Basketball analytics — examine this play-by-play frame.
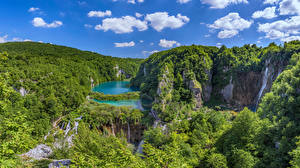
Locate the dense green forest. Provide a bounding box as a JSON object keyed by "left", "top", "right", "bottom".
{"left": 0, "top": 41, "right": 299, "bottom": 168}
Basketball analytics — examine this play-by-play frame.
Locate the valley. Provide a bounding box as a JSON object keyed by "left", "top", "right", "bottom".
{"left": 0, "top": 41, "right": 299, "bottom": 168}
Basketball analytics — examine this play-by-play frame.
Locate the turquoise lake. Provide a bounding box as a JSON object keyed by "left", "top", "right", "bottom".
{"left": 92, "top": 81, "right": 138, "bottom": 95}
{"left": 93, "top": 81, "right": 141, "bottom": 109}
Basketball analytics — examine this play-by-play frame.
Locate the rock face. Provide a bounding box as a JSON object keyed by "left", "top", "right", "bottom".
{"left": 216, "top": 59, "right": 286, "bottom": 109}
{"left": 202, "top": 70, "right": 213, "bottom": 102}
{"left": 21, "top": 144, "right": 52, "bottom": 160}
{"left": 231, "top": 71, "right": 261, "bottom": 107}
{"left": 186, "top": 79, "right": 203, "bottom": 108}
{"left": 221, "top": 76, "right": 234, "bottom": 103}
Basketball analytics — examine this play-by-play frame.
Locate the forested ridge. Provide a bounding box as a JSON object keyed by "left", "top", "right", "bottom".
{"left": 0, "top": 41, "right": 299, "bottom": 168}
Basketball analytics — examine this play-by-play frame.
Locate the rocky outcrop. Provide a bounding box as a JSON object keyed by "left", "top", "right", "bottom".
{"left": 21, "top": 144, "right": 52, "bottom": 160}
{"left": 186, "top": 79, "right": 203, "bottom": 108}
{"left": 155, "top": 67, "right": 173, "bottom": 111}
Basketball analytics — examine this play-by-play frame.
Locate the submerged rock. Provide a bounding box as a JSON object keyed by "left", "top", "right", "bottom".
{"left": 21, "top": 144, "right": 52, "bottom": 160}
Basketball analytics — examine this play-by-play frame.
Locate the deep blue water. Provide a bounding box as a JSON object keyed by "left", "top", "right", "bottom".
{"left": 93, "top": 81, "right": 138, "bottom": 95}
{"left": 93, "top": 81, "right": 142, "bottom": 109}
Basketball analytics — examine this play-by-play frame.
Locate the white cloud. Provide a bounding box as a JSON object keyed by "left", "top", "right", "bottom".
{"left": 201, "top": 0, "right": 248, "bottom": 9}
{"left": 159, "top": 39, "right": 181, "bottom": 48}
{"left": 177, "top": 0, "right": 191, "bottom": 4}
{"left": 24, "top": 39, "right": 32, "bottom": 42}
{"left": 114, "top": 41, "right": 135, "bottom": 47}
{"left": 139, "top": 40, "right": 144, "bottom": 43}
{"left": 204, "top": 34, "right": 211, "bottom": 37}
{"left": 32, "top": 17, "right": 63, "bottom": 28}
{"left": 218, "top": 30, "right": 239, "bottom": 38}
{"left": 143, "top": 50, "right": 159, "bottom": 56}
{"left": 0, "top": 35, "right": 8, "bottom": 43}
{"left": 279, "top": 0, "right": 300, "bottom": 16}
{"left": 150, "top": 42, "right": 154, "bottom": 46}
{"left": 88, "top": 10, "right": 112, "bottom": 18}
{"left": 95, "top": 16, "right": 147, "bottom": 34}
{"left": 216, "top": 43, "right": 222, "bottom": 48}
{"left": 145, "top": 12, "right": 189, "bottom": 32}
{"left": 258, "top": 16, "right": 300, "bottom": 40}
{"left": 135, "top": 12, "right": 143, "bottom": 18}
{"left": 28, "top": 7, "right": 40, "bottom": 12}
{"left": 264, "top": 0, "right": 279, "bottom": 4}
{"left": 281, "top": 36, "right": 300, "bottom": 42}
{"left": 252, "top": 7, "right": 277, "bottom": 19}
{"left": 208, "top": 12, "right": 252, "bottom": 38}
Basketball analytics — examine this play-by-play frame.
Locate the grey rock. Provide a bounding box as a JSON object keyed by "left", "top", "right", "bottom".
{"left": 22, "top": 144, "right": 52, "bottom": 160}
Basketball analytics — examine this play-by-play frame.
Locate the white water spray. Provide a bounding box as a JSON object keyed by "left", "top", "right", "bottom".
{"left": 256, "top": 67, "right": 269, "bottom": 108}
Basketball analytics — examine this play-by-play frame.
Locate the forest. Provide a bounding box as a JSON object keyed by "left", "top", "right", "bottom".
{"left": 0, "top": 41, "right": 299, "bottom": 168}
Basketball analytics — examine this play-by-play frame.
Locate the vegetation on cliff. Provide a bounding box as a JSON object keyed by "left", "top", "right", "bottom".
{"left": 0, "top": 41, "right": 299, "bottom": 167}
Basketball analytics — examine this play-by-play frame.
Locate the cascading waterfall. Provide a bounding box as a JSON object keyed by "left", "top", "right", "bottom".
{"left": 64, "top": 121, "right": 71, "bottom": 137}
{"left": 137, "top": 140, "right": 145, "bottom": 154}
{"left": 255, "top": 67, "right": 269, "bottom": 109}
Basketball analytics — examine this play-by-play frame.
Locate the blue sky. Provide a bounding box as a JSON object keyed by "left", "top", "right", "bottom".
{"left": 1, "top": 0, "right": 300, "bottom": 58}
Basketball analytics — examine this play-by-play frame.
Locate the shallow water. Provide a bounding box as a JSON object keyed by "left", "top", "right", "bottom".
{"left": 93, "top": 81, "right": 141, "bottom": 109}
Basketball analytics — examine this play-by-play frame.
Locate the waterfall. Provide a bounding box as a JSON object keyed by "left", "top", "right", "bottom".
{"left": 127, "top": 122, "right": 131, "bottom": 143}
{"left": 137, "top": 140, "right": 144, "bottom": 154}
{"left": 256, "top": 67, "right": 269, "bottom": 109}
{"left": 74, "top": 121, "right": 79, "bottom": 134}
{"left": 64, "top": 121, "right": 71, "bottom": 137}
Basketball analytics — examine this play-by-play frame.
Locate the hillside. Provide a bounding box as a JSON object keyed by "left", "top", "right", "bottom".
{"left": 0, "top": 42, "right": 143, "bottom": 166}
{"left": 0, "top": 41, "right": 299, "bottom": 167}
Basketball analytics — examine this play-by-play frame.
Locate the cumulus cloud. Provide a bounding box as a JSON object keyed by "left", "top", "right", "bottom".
{"left": 32, "top": 17, "right": 63, "bottom": 28}
{"left": 28, "top": 7, "right": 40, "bottom": 12}
{"left": 281, "top": 36, "right": 300, "bottom": 42}
{"left": 252, "top": 7, "right": 277, "bottom": 19}
{"left": 201, "top": 0, "right": 248, "bottom": 9}
{"left": 88, "top": 10, "right": 112, "bottom": 18}
{"left": 159, "top": 39, "right": 181, "bottom": 48}
{"left": 264, "top": 0, "right": 279, "bottom": 4}
{"left": 95, "top": 16, "right": 147, "bottom": 34}
{"left": 135, "top": 12, "right": 143, "bottom": 18}
{"left": 0, "top": 35, "right": 8, "bottom": 43}
{"left": 258, "top": 16, "right": 300, "bottom": 40}
{"left": 177, "top": 0, "right": 191, "bottom": 4}
{"left": 279, "top": 0, "right": 300, "bottom": 16}
{"left": 145, "top": 12, "right": 189, "bottom": 32}
{"left": 114, "top": 41, "right": 135, "bottom": 47}
{"left": 218, "top": 30, "right": 239, "bottom": 38}
{"left": 208, "top": 12, "right": 252, "bottom": 38}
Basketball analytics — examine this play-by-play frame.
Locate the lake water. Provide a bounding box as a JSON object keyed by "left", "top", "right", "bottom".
{"left": 93, "top": 81, "right": 138, "bottom": 95}
{"left": 93, "top": 81, "right": 141, "bottom": 109}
